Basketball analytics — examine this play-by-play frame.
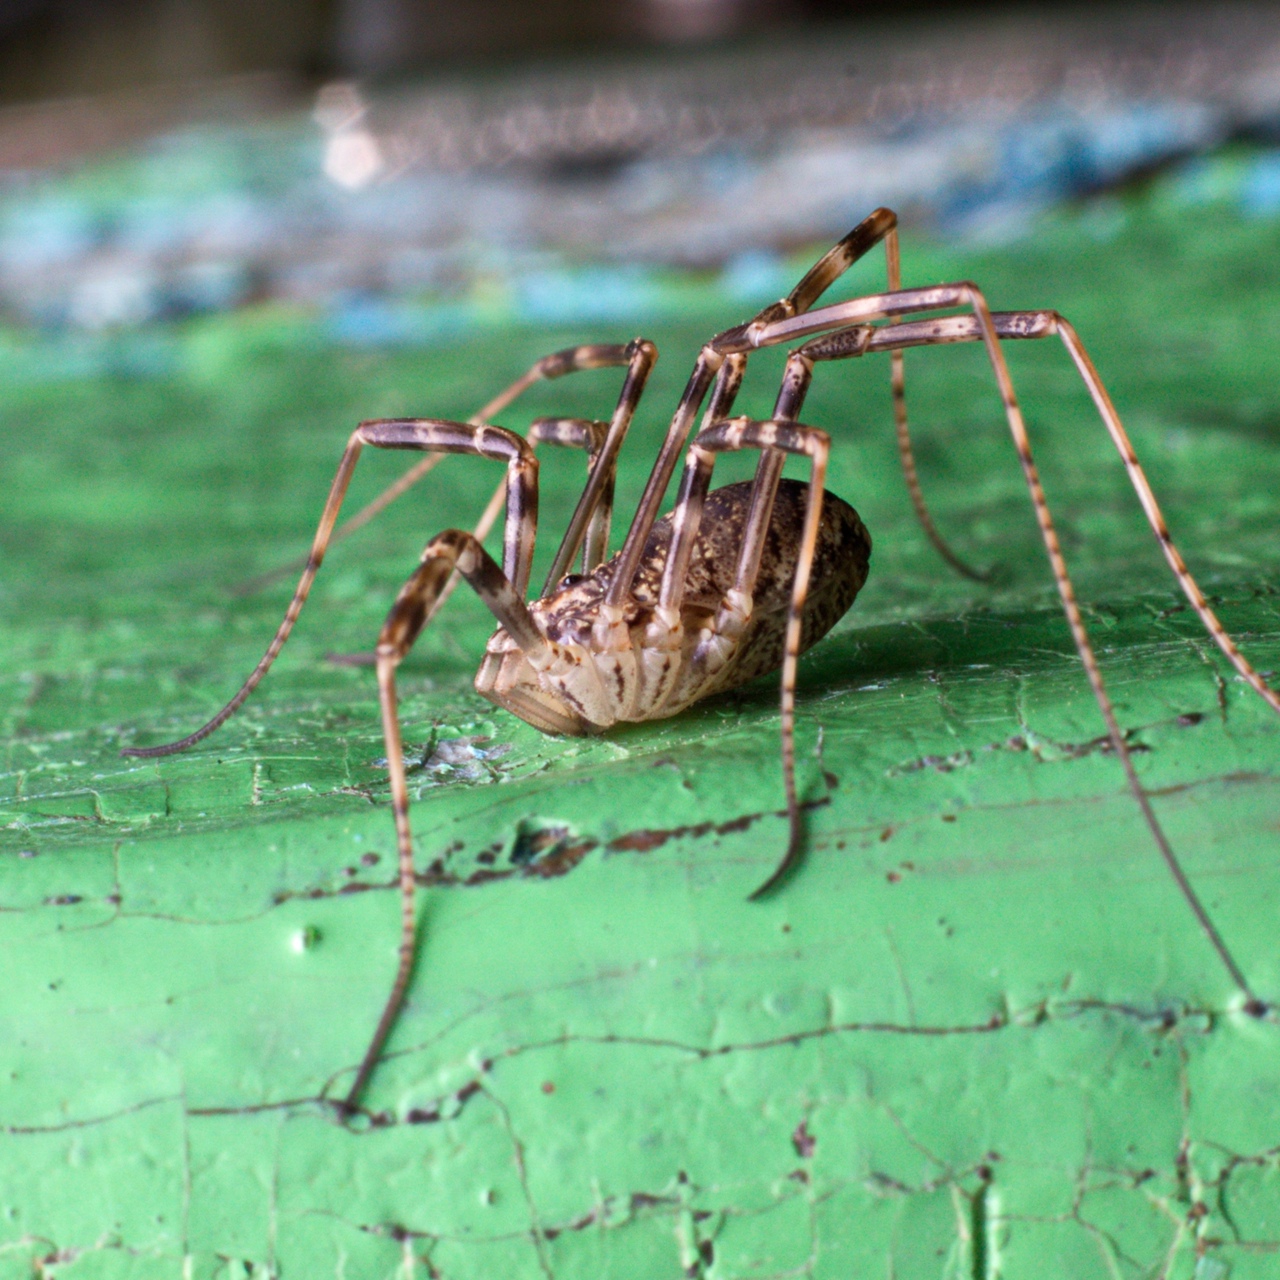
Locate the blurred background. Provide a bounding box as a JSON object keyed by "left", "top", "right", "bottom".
{"left": 8, "top": 12, "right": 1280, "bottom": 1279}
{"left": 2, "top": 1, "right": 1280, "bottom": 344}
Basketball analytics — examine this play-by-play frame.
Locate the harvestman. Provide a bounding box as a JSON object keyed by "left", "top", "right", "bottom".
{"left": 122, "top": 207, "right": 1280, "bottom": 1116}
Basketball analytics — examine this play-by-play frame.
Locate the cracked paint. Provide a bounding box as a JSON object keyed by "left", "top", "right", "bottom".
{"left": 3, "top": 188, "right": 1280, "bottom": 1278}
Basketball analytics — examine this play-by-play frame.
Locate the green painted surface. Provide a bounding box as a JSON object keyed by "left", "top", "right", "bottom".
{"left": 3, "top": 186, "right": 1280, "bottom": 1277}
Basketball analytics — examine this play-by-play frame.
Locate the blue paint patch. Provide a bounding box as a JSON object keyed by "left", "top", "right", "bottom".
{"left": 514, "top": 266, "right": 663, "bottom": 325}
{"left": 1242, "top": 151, "right": 1280, "bottom": 215}
{"left": 326, "top": 293, "right": 478, "bottom": 348}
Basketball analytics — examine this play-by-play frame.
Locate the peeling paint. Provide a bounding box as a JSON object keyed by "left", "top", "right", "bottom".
{"left": 4, "top": 192, "right": 1280, "bottom": 1278}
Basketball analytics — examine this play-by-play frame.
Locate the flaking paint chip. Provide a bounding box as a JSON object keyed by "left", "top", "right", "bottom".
{"left": 290, "top": 926, "right": 321, "bottom": 953}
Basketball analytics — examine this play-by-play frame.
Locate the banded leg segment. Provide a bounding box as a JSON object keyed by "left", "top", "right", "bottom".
{"left": 129, "top": 412, "right": 553, "bottom": 1114}
{"left": 1055, "top": 318, "right": 1280, "bottom": 719}
{"left": 241, "top": 341, "right": 654, "bottom": 596}
{"left": 659, "top": 344, "right": 822, "bottom": 631}
{"left": 419, "top": 414, "right": 617, "bottom": 636}
{"left": 743, "top": 208, "right": 980, "bottom": 579}
{"left": 784, "top": 206, "right": 900, "bottom": 318}
{"left": 733, "top": 317, "right": 983, "bottom": 611}
{"left": 862, "top": 308, "right": 1280, "bottom": 718}
{"left": 656, "top": 354, "right": 749, "bottom": 617}
{"left": 611, "top": 209, "right": 902, "bottom": 613}
{"left": 431, "top": 339, "right": 657, "bottom": 610}
{"left": 729, "top": 350, "right": 820, "bottom": 619}
{"left": 733, "top": 283, "right": 1265, "bottom": 1004}
{"left": 529, "top": 417, "right": 613, "bottom": 574}
{"left": 762, "top": 314, "right": 987, "bottom": 585}
{"left": 122, "top": 418, "right": 538, "bottom": 759}
{"left": 345, "top": 531, "right": 552, "bottom": 1115}
{"left": 349, "top": 342, "right": 648, "bottom": 570}
{"left": 681, "top": 416, "right": 834, "bottom": 899}
{"left": 779, "top": 209, "right": 979, "bottom": 578}
{"left": 543, "top": 339, "right": 658, "bottom": 591}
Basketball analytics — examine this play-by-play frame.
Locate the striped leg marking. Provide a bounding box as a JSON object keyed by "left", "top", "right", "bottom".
{"left": 608, "top": 208, "right": 902, "bottom": 612}
{"left": 122, "top": 418, "right": 550, "bottom": 1114}
{"left": 239, "top": 341, "right": 654, "bottom": 596}
{"left": 344, "top": 531, "right": 549, "bottom": 1115}
{"left": 735, "top": 286, "right": 1269, "bottom": 1008}
{"left": 683, "top": 416, "right": 834, "bottom": 900}
{"left": 529, "top": 417, "right": 613, "bottom": 575}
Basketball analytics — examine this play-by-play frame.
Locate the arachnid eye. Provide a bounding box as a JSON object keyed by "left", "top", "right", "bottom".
{"left": 558, "top": 573, "right": 587, "bottom": 590}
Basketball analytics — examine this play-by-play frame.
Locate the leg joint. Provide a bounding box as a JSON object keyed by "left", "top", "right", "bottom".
{"left": 697, "top": 417, "right": 830, "bottom": 460}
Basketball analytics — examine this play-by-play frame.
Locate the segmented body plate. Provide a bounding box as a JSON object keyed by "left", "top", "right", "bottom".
{"left": 478, "top": 479, "right": 871, "bottom": 729}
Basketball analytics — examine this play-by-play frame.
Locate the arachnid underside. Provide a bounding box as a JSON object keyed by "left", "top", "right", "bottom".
{"left": 121, "top": 206, "right": 1280, "bottom": 1117}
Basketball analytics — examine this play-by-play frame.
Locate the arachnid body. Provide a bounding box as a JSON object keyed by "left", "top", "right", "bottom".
{"left": 478, "top": 478, "right": 870, "bottom": 735}
{"left": 122, "top": 207, "right": 1280, "bottom": 1117}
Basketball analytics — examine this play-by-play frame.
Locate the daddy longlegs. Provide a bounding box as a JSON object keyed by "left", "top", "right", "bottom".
{"left": 122, "top": 207, "right": 1280, "bottom": 1116}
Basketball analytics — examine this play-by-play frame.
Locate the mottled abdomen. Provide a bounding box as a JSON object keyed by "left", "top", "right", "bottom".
{"left": 537, "top": 478, "right": 872, "bottom": 699}
{"left": 669, "top": 478, "right": 872, "bottom": 696}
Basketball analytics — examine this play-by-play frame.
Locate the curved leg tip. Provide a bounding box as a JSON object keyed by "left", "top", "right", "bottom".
{"left": 747, "top": 831, "right": 805, "bottom": 901}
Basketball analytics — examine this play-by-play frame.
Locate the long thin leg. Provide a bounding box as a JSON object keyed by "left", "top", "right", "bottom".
{"left": 665, "top": 319, "right": 974, "bottom": 635}
{"left": 783, "top": 206, "right": 899, "bottom": 317}
{"left": 658, "top": 343, "right": 824, "bottom": 635}
{"left": 120, "top": 417, "right": 565, "bottom": 1112}
{"left": 615, "top": 209, "right": 978, "bottom": 608}
{"left": 608, "top": 209, "right": 902, "bottom": 614}
{"left": 237, "top": 342, "right": 652, "bottom": 597}
{"left": 725, "top": 353, "right": 817, "bottom": 614}
{"left": 813, "top": 215, "right": 986, "bottom": 580}
{"left": 619, "top": 357, "right": 748, "bottom": 717}
{"left": 674, "top": 416, "right": 834, "bottom": 898}
{"left": 1055, "top": 318, "right": 1280, "bottom": 718}
{"left": 862, "top": 309, "right": 1280, "bottom": 717}
{"left": 528, "top": 417, "right": 612, "bottom": 573}
{"left": 733, "top": 286, "right": 1268, "bottom": 1007}
{"left": 883, "top": 233, "right": 990, "bottom": 582}
{"left": 122, "top": 419, "right": 539, "bottom": 759}
{"left": 542, "top": 339, "right": 657, "bottom": 591}
{"left": 656, "top": 354, "right": 749, "bottom": 615}
{"left": 129, "top": 411, "right": 577, "bottom": 1114}
{"left": 889, "top": 358, "right": 992, "bottom": 581}
{"left": 411, "top": 415, "right": 612, "bottom": 646}
{"left": 727, "top": 332, "right": 867, "bottom": 610}
{"left": 969, "top": 318, "right": 1264, "bottom": 1011}
{"left": 431, "top": 339, "right": 656, "bottom": 606}
{"left": 345, "top": 529, "right": 553, "bottom": 1115}
{"left": 751, "top": 210, "right": 983, "bottom": 579}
